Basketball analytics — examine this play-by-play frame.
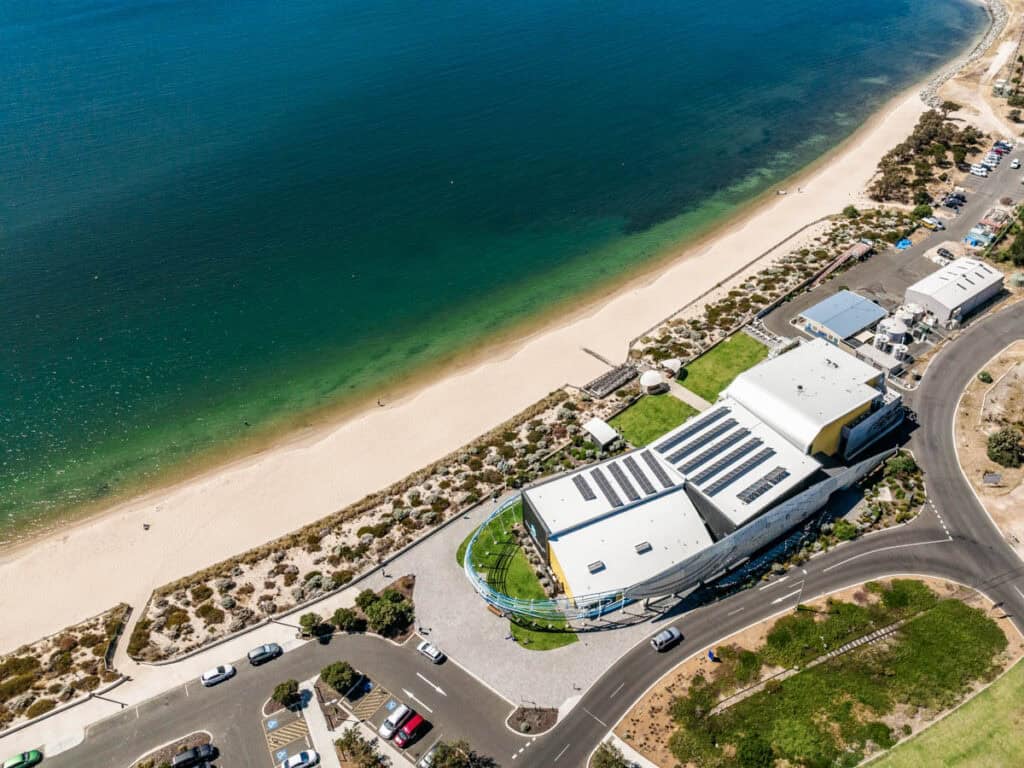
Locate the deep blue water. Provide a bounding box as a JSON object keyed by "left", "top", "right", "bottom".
{"left": 0, "top": 0, "right": 985, "bottom": 537}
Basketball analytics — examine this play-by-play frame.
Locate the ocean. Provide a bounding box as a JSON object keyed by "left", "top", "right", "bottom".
{"left": 0, "top": 0, "right": 986, "bottom": 540}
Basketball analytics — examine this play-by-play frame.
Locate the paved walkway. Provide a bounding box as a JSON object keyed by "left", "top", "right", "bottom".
{"left": 300, "top": 679, "right": 342, "bottom": 768}
{"left": 668, "top": 380, "right": 712, "bottom": 411}
{"left": 605, "top": 734, "right": 660, "bottom": 768}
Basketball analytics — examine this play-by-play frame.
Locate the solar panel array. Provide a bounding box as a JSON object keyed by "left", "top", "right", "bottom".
{"left": 654, "top": 407, "right": 729, "bottom": 454}
{"left": 689, "top": 438, "right": 763, "bottom": 485}
{"left": 607, "top": 462, "right": 640, "bottom": 502}
{"left": 703, "top": 447, "right": 776, "bottom": 497}
{"left": 736, "top": 466, "right": 792, "bottom": 504}
{"left": 665, "top": 419, "right": 738, "bottom": 464}
{"left": 572, "top": 474, "right": 597, "bottom": 501}
{"left": 623, "top": 455, "right": 657, "bottom": 495}
{"left": 641, "top": 450, "right": 676, "bottom": 489}
{"left": 679, "top": 428, "right": 752, "bottom": 475}
{"left": 590, "top": 467, "right": 623, "bottom": 508}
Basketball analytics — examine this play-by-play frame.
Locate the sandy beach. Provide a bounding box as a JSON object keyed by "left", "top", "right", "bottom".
{"left": 0, "top": 84, "right": 942, "bottom": 653}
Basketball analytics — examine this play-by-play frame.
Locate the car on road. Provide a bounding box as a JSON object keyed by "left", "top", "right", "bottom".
{"left": 650, "top": 626, "right": 682, "bottom": 651}
{"left": 416, "top": 640, "right": 446, "bottom": 664}
{"left": 171, "top": 744, "right": 217, "bottom": 768}
{"left": 1013, "top": 159, "right": 1022, "bottom": 169}
{"left": 378, "top": 703, "right": 412, "bottom": 739}
{"left": 3, "top": 752, "right": 43, "bottom": 768}
{"left": 394, "top": 713, "right": 428, "bottom": 748}
{"left": 247, "top": 643, "right": 283, "bottom": 665}
{"left": 280, "top": 750, "right": 320, "bottom": 768}
{"left": 199, "top": 664, "right": 235, "bottom": 687}
{"left": 937, "top": 247, "right": 955, "bottom": 260}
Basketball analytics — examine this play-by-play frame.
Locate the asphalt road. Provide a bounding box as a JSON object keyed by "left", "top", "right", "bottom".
{"left": 41, "top": 633, "right": 522, "bottom": 768}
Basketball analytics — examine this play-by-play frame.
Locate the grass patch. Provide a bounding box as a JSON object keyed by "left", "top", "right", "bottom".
{"left": 609, "top": 394, "right": 698, "bottom": 446}
{"left": 867, "top": 658, "right": 1024, "bottom": 768}
{"left": 681, "top": 333, "right": 768, "bottom": 402}
{"left": 457, "top": 503, "right": 577, "bottom": 651}
{"left": 668, "top": 581, "right": 1008, "bottom": 768}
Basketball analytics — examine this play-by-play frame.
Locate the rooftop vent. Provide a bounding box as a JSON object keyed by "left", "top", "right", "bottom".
{"left": 635, "top": 541, "right": 652, "bottom": 555}
{"left": 587, "top": 560, "right": 606, "bottom": 574}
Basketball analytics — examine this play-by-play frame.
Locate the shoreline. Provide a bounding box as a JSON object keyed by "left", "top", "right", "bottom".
{"left": 0, "top": 7, "right": 999, "bottom": 651}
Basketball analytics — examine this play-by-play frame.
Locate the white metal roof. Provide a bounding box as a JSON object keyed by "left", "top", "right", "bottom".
{"left": 583, "top": 417, "right": 619, "bottom": 448}
{"left": 905, "top": 258, "right": 1003, "bottom": 313}
{"left": 722, "top": 339, "right": 882, "bottom": 454}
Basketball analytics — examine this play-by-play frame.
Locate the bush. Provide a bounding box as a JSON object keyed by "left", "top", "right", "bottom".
{"left": 298, "top": 612, "right": 324, "bottom": 636}
{"left": 355, "top": 589, "right": 378, "bottom": 611}
{"left": 272, "top": 679, "right": 300, "bottom": 708}
{"left": 25, "top": 698, "right": 56, "bottom": 719}
{"left": 912, "top": 204, "right": 933, "bottom": 219}
{"left": 592, "top": 741, "right": 630, "bottom": 768}
{"left": 978, "top": 370, "right": 994, "bottom": 384}
{"left": 987, "top": 427, "right": 1024, "bottom": 468}
{"left": 364, "top": 596, "right": 414, "bottom": 636}
{"left": 0, "top": 656, "right": 40, "bottom": 680}
{"left": 190, "top": 585, "right": 213, "bottom": 603}
{"left": 331, "top": 607, "right": 366, "bottom": 633}
{"left": 320, "top": 660, "right": 358, "bottom": 694}
{"left": 330, "top": 570, "right": 354, "bottom": 588}
{"left": 833, "top": 519, "right": 858, "bottom": 541}
{"left": 737, "top": 734, "right": 774, "bottom": 768}
{"left": 127, "top": 619, "right": 152, "bottom": 657}
{"left": 884, "top": 452, "right": 918, "bottom": 479}
{"left": 195, "top": 603, "right": 224, "bottom": 626}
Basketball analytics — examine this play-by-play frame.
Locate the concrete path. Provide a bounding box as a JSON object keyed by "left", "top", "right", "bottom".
{"left": 668, "top": 380, "right": 712, "bottom": 411}
{"left": 300, "top": 679, "right": 342, "bottom": 768}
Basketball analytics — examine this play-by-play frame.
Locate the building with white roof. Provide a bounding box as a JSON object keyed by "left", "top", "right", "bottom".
{"left": 520, "top": 338, "right": 902, "bottom": 601}
{"left": 905, "top": 258, "right": 1003, "bottom": 326}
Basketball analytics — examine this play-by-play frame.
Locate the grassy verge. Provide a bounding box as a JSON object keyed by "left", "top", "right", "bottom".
{"left": 456, "top": 502, "right": 577, "bottom": 651}
{"left": 681, "top": 333, "right": 768, "bottom": 402}
{"left": 609, "top": 394, "right": 698, "bottom": 446}
{"left": 866, "top": 658, "right": 1024, "bottom": 768}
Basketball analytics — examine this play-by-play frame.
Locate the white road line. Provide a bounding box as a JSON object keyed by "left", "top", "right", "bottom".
{"left": 822, "top": 538, "right": 953, "bottom": 573}
{"left": 770, "top": 588, "right": 802, "bottom": 605}
{"left": 1014, "top": 585, "right": 1024, "bottom": 602}
{"left": 416, "top": 672, "right": 447, "bottom": 696}
{"left": 135, "top": 707, "right": 139, "bottom": 720}
{"left": 610, "top": 682, "right": 625, "bottom": 698}
{"left": 553, "top": 744, "right": 571, "bottom": 762}
{"left": 759, "top": 576, "right": 789, "bottom": 591}
{"left": 727, "top": 606, "right": 746, "bottom": 616}
{"left": 583, "top": 707, "right": 608, "bottom": 728}
{"left": 401, "top": 687, "right": 434, "bottom": 714}
{"left": 184, "top": 683, "right": 189, "bottom": 697}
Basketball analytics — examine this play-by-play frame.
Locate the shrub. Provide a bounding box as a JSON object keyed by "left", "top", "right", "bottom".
{"left": 592, "top": 741, "right": 630, "bottom": 768}
{"left": 25, "top": 698, "right": 56, "bottom": 719}
{"left": 355, "top": 589, "right": 378, "bottom": 611}
{"left": 884, "top": 452, "right": 918, "bottom": 479}
{"left": 0, "top": 656, "right": 40, "bottom": 681}
{"left": 195, "top": 604, "right": 225, "bottom": 626}
{"left": 842, "top": 205, "right": 860, "bottom": 219}
{"left": 75, "top": 675, "right": 101, "bottom": 691}
{"left": 978, "top": 370, "right": 994, "bottom": 384}
{"left": 299, "top": 612, "right": 324, "bottom": 636}
{"left": 987, "top": 427, "right": 1024, "bottom": 468}
{"left": 190, "top": 585, "right": 213, "bottom": 603}
{"left": 0, "top": 674, "right": 37, "bottom": 702}
{"left": 737, "top": 734, "right": 774, "bottom": 768}
{"left": 364, "top": 596, "right": 414, "bottom": 636}
{"left": 272, "top": 679, "right": 300, "bottom": 708}
{"left": 127, "top": 619, "right": 152, "bottom": 657}
{"left": 320, "top": 660, "right": 358, "bottom": 693}
{"left": 331, "top": 608, "right": 366, "bottom": 633}
{"left": 833, "top": 519, "right": 858, "bottom": 541}
{"left": 164, "top": 609, "right": 190, "bottom": 628}
{"left": 330, "top": 570, "right": 354, "bottom": 588}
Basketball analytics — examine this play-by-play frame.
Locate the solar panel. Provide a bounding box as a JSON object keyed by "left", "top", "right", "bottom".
{"left": 607, "top": 462, "right": 640, "bottom": 502}
{"left": 703, "top": 448, "right": 776, "bottom": 496}
{"left": 736, "top": 466, "right": 792, "bottom": 504}
{"left": 572, "top": 474, "right": 597, "bottom": 501}
{"left": 679, "top": 429, "right": 752, "bottom": 474}
{"left": 665, "top": 419, "right": 738, "bottom": 464}
{"left": 654, "top": 407, "right": 729, "bottom": 454}
{"left": 590, "top": 467, "right": 623, "bottom": 507}
{"left": 641, "top": 450, "right": 676, "bottom": 489}
{"left": 623, "top": 455, "right": 657, "bottom": 495}
{"left": 689, "top": 438, "right": 763, "bottom": 484}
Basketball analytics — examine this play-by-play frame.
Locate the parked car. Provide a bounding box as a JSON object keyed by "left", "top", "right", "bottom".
{"left": 247, "top": 643, "right": 283, "bottom": 666}
{"left": 280, "top": 751, "right": 320, "bottom": 768}
{"left": 394, "top": 713, "right": 428, "bottom": 748}
{"left": 650, "top": 626, "right": 683, "bottom": 651}
{"left": 378, "top": 704, "right": 412, "bottom": 739}
{"left": 970, "top": 166, "right": 989, "bottom": 177}
{"left": 2, "top": 752, "right": 43, "bottom": 768}
{"left": 416, "top": 640, "right": 446, "bottom": 664}
{"left": 937, "top": 247, "right": 955, "bottom": 260}
{"left": 920, "top": 216, "right": 945, "bottom": 231}
{"left": 992, "top": 146, "right": 1008, "bottom": 155}
{"left": 418, "top": 747, "right": 437, "bottom": 768}
{"left": 171, "top": 744, "right": 217, "bottom": 768}
{"left": 1013, "top": 159, "right": 1021, "bottom": 169}
{"left": 199, "top": 664, "right": 235, "bottom": 687}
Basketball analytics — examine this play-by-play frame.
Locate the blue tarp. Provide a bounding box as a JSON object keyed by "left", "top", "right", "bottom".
{"left": 895, "top": 238, "right": 913, "bottom": 250}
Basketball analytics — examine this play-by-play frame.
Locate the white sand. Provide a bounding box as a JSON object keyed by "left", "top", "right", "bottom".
{"left": 0, "top": 91, "right": 928, "bottom": 653}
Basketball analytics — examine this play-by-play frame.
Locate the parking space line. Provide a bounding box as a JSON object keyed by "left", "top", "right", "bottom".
{"left": 553, "top": 743, "right": 570, "bottom": 762}
{"left": 610, "top": 682, "right": 624, "bottom": 698}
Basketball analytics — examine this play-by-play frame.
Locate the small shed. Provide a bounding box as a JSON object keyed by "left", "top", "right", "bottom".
{"left": 583, "top": 417, "right": 619, "bottom": 450}
{"left": 639, "top": 370, "right": 668, "bottom": 394}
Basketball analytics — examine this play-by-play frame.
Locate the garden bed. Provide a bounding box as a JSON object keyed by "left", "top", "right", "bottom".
{"left": 508, "top": 706, "right": 558, "bottom": 735}
{"left": 132, "top": 731, "right": 211, "bottom": 768}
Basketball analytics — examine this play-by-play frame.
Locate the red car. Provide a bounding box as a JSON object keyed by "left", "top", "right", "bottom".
{"left": 393, "top": 713, "right": 427, "bottom": 748}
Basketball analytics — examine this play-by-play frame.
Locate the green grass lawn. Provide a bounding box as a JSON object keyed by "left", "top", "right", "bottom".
{"left": 609, "top": 394, "right": 698, "bottom": 446}
{"left": 681, "top": 333, "right": 768, "bottom": 402}
{"left": 455, "top": 503, "right": 577, "bottom": 651}
{"left": 867, "top": 659, "right": 1024, "bottom": 768}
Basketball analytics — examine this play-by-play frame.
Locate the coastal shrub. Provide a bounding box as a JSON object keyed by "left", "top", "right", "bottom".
{"left": 0, "top": 674, "right": 36, "bottom": 702}
{"left": 303, "top": 570, "right": 322, "bottom": 583}
{"left": 330, "top": 569, "right": 354, "bottom": 588}
{"left": 299, "top": 612, "right": 324, "bottom": 636}
{"left": 843, "top": 205, "right": 860, "bottom": 219}
{"left": 321, "top": 660, "right": 359, "bottom": 693}
{"left": 884, "top": 452, "right": 918, "bottom": 480}
{"left": 364, "top": 596, "right": 414, "bottom": 636}
{"left": 272, "top": 679, "right": 300, "bottom": 708}
{"left": 190, "top": 585, "right": 213, "bottom": 603}
{"left": 49, "top": 650, "right": 73, "bottom": 674}
{"left": 25, "top": 698, "right": 56, "bottom": 719}
{"left": 355, "top": 590, "right": 378, "bottom": 611}
{"left": 356, "top": 521, "right": 393, "bottom": 539}
{"left": 978, "top": 370, "right": 994, "bottom": 383}
{"left": 833, "top": 519, "right": 858, "bottom": 541}
{"left": 912, "top": 204, "right": 933, "bottom": 219}
{"left": 987, "top": 427, "right": 1024, "bottom": 468}
{"left": 592, "top": 741, "right": 631, "bottom": 768}
{"left": 75, "top": 674, "right": 101, "bottom": 691}
{"left": 195, "top": 604, "right": 224, "bottom": 626}
{"left": 0, "top": 656, "right": 39, "bottom": 681}
{"left": 164, "top": 608, "right": 190, "bottom": 628}
{"left": 331, "top": 607, "right": 366, "bottom": 633}
{"left": 127, "top": 619, "right": 152, "bottom": 658}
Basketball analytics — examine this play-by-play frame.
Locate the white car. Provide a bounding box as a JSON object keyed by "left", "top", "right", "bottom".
{"left": 280, "top": 751, "right": 320, "bottom": 768}
{"left": 1012, "top": 159, "right": 1021, "bottom": 169}
{"left": 418, "top": 746, "right": 437, "bottom": 768}
{"left": 199, "top": 664, "right": 235, "bottom": 687}
{"left": 416, "top": 640, "right": 446, "bottom": 664}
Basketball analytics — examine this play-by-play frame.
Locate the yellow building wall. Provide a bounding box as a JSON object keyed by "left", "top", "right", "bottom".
{"left": 548, "top": 544, "right": 572, "bottom": 599}
{"left": 810, "top": 400, "right": 872, "bottom": 456}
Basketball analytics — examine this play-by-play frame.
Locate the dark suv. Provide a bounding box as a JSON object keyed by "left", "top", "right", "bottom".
{"left": 171, "top": 744, "right": 217, "bottom": 768}
{"left": 247, "top": 643, "right": 283, "bottom": 666}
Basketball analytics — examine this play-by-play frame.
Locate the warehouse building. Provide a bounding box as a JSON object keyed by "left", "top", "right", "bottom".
{"left": 796, "top": 290, "right": 887, "bottom": 345}
{"left": 904, "top": 258, "right": 1003, "bottom": 326}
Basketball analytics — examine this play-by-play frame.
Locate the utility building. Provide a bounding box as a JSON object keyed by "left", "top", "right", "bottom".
{"left": 797, "top": 290, "right": 887, "bottom": 345}
{"left": 904, "top": 258, "right": 1003, "bottom": 326}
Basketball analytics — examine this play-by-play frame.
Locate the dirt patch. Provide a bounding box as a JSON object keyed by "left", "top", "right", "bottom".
{"left": 613, "top": 578, "right": 1024, "bottom": 768}
{"left": 508, "top": 706, "right": 558, "bottom": 736}
{"left": 132, "top": 731, "right": 211, "bottom": 768}
{"left": 955, "top": 340, "right": 1024, "bottom": 555}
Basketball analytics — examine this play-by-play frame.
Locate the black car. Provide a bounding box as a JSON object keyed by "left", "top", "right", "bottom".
{"left": 247, "top": 643, "right": 283, "bottom": 666}
{"left": 937, "top": 247, "right": 955, "bottom": 260}
{"left": 171, "top": 744, "right": 217, "bottom": 768}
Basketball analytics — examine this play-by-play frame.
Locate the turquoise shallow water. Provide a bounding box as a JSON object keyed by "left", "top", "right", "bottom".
{"left": 0, "top": 0, "right": 985, "bottom": 539}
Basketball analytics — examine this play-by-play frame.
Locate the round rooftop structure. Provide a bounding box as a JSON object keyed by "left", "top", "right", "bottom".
{"left": 662, "top": 358, "right": 682, "bottom": 375}
{"left": 640, "top": 370, "right": 667, "bottom": 393}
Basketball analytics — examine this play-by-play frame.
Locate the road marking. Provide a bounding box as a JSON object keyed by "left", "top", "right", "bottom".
{"left": 822, "top": 538, "right": 953, "bottom": 573}
{"left": 770, "top": 588, "right": 802, "bottom": 605}
{"left": 759, "top": 576, "right": 788, "bottom": 590}
{"left": 610, "top": 682, "right": 625, "bottom": 698}
{"left": 1014, "top": 585, "right": 1024, "bottom": 602}
{"left": 416, "top": 672, "right": 447, "bottom": 696}
{"left": 401, "top": 687, "right": 434, "bottom": 714}
{"left": 135, "top": 707, "right": 139, "bottom": 720}
{"left": 583, "top": 707, "right": 608, "bottom": 728}
{"left": 727, "top": 606, "right": 745, "bottom": 616}
{"left": 183, "top": 683, "right": 189, "bottom": 697}
{"left": 553, "top": 743, "right": 571, "bottom": 762}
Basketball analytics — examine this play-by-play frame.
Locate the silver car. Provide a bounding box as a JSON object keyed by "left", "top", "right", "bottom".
{"left": 650, "top": 626, "right": 682, "bottom": 652}
{"left": 199, "top": 664, "right": 235, "bottom": 687}
{"left": 247, "top": 643, "right": 283, "bottom": 666}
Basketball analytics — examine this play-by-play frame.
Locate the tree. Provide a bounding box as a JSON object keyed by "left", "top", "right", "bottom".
{"left": 299, "top": 612, "right": 325, "bottom": 637}
{"left": 737, "top": 734, "right": 775, "bottom": 768}
{"left": 987, "top": 427, "right": 1024, "bottom": 468}
{"left": 355, "top": 589, "right": 379, "bottom": 611}
{"left": 978, "top": 370, "right": 994, "bottom": 384}
{"left": 320, "top": 660, "right": 359, "bottom": 694}
{"left": 334, "top": 725, "right": 387, "bottom": 767}
{"left": 939, "top": 99, "right": 961, "bottom": 116}
{"left": 272, "top": 679, "right": 300, "bottom": 708}
{"left": 911, "top": 204, "right": 933, "bottom": 219}
{"left": 364, "top": 595, "right": 414, "bottom": 636}
{"left": 842, "top": 205, "right": 859, "bottom": 219}
{"left": 591, "top": 741, "right": 630, "bottom": 768}
{"left": 884, "top": 452, "right": 918, "bottom": 480}
{"left": 332, "top": 607, "right": 366, "bottom": 633}
{"left": 431, "top": 740, "right": 498, "bottom": 768}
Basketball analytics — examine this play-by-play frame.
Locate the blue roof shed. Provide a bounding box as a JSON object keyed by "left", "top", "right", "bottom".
{"left": 799, "top": 290, "right": 887, "bottom": 342}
